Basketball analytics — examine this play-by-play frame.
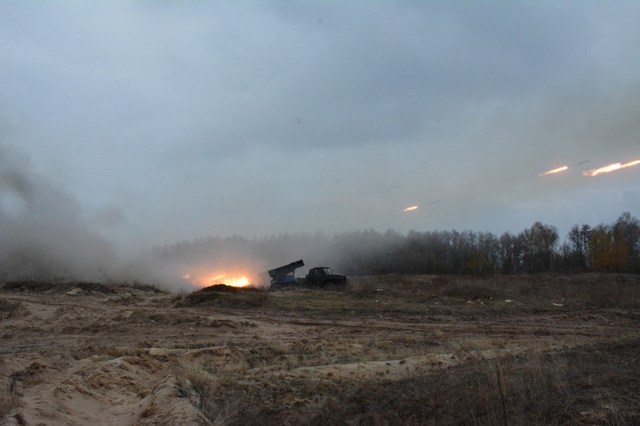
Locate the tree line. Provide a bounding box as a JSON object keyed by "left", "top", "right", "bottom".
{"left": 153, "top": 212, "right": 640, "bottom": 277}
{"left": 342, "top": 212, "right": 640, "bottom": 276}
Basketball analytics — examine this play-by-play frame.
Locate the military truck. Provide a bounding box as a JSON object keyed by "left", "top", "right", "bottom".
{"left": 268, "top": 259, "right": 305, "bottom": 289}
{"left": 268, "top": 260, "right": 347, "bottom": 290}
{"left": 305, "top": 266, "right": 348, "bottom": 287}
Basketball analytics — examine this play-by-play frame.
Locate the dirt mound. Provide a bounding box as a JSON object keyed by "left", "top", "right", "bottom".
{"left": 178, "top": 285, "right": 268, "bottom": 308}
{"left": 200, "top": 284, "right": 242, "bottom": 293}
{"left": 2, "top": 281, "right": 115, "bottom": 294}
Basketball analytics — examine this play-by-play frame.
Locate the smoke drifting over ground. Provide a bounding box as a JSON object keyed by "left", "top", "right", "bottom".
{"left": 0, "top": 144, "right": 118, "bottom": 281}
{"left": 0, "top": 144, "right": 637, "bottom": 291}
{"left": 0, "top": 149, "right": 392, "bottom": 290}
{"left": 0, "top": 144, "right": 179, "bottom": 288}
{"left": 0, "top": 144, "right": 373, "bottom": 289}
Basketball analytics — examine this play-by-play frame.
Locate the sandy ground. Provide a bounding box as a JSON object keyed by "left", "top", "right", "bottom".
{"left": 1, "top": 276, "right": 639, "bottom": 425}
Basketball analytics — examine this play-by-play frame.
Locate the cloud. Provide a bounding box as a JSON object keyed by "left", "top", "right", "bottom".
{"left": 0, "top": 0, "right": 639, "bottom": 253}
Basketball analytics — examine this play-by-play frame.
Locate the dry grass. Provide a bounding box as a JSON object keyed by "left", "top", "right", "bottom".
{"left": 348, "top": 273, "right": 640, "bottom": 313}
{"left": 0, "top": 362, "right": 43, "bottom": 423}
{"left": 2, "top": 280, "right": 116, "bottom": 294}
{"left": 178, "top": 338, "right": 640, "bottom": 425}
{"left": 111, "top": 281, "right": 165, "bottom": 293}
{"left": 172, "top": 274, "right": 640, "bottom": 425}
{"left": 3, "top": 273, "right": 640, "bottom": 424}
{"left": 0, "top": 392, "right": 17, "bottom": 422}
{"left": 349, "top": 338, "right": 640, "bottom": 425}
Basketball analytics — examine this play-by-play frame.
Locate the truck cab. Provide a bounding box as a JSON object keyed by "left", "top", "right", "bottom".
{"left": 306, "top": 267, "right": 348, "bottom": 287}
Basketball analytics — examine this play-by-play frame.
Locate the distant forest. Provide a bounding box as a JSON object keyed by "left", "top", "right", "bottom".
{"left": 153, "top": 212, "right": 640, "bottom": 276}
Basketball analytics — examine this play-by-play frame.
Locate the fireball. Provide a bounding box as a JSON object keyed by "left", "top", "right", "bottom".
{"left": 182, "top": 270, "right": 253, "bottom": 288}
{"left": 203, "top": 273, "right": 250, "bottom": 288}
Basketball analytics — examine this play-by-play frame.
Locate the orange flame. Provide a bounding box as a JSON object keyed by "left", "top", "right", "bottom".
{"left": 583, "top": 159, "right": 640, "bottom": 177}
{"left": 204, "top": 274, "right": 250, "bottom": 288}
{"left": 403, "top": 205, "right": 418, "bottom": 212}
{"left": 540, "top": 165, "right": 569, "bottom": 176}
{"left": 183, "top": 271, "right": 252, "bottom": 288}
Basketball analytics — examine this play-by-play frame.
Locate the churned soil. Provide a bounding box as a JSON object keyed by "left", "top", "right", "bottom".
{"left": 1, "top": 274, "right": 640, "bottom": 425}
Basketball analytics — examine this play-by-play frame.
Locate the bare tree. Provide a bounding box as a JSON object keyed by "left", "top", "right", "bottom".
{"left": 522, "top": 222, "right": 559, "bottom": 273}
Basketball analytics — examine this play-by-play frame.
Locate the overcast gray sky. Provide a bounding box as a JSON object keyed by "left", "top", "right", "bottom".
{"left": 1, "top": 1, "right": 639, "bottom": 252}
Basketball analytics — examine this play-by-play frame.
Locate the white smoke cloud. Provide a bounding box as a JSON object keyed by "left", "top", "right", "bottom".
{"left": 0, "top": 143, "right": 119, "bottom": 281}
